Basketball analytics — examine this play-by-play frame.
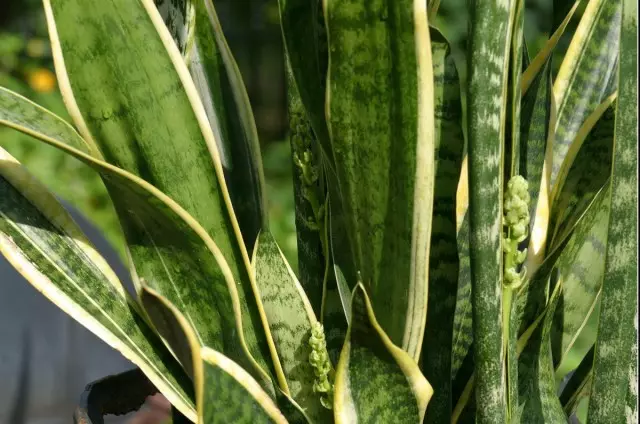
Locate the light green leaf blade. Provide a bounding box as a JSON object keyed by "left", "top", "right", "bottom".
{"left": 517, "top": 279, "right": 566, "bottom": 423}
{"left": 421, "top": 26, "right": 464, "bottom": 423}
{"left": 187, "top": 0, "right": 268, "bottom": 252}
{"left": 552, "top": 0, "right": 621, "bottom": 187}
{"left": 252, "top": 230, "right": 332, "bottom": 422}
{"left": 0, "top": 148, "right": 195, "bottom": 421}
{"left": 587, "top": 0, "right": 638, "bottom": 419}
{"left": 139, "top": 285, "right": 289, "bottom": 424}
{"left": 43, "top": 0, "right": 283, "bottom": 392}
{"left": 278, "top": 0, "right": 333, "bottom": 167}
{"left": 334, "top": 284, "right": 432, "bottom": 424}
{"left": 466, "top": 0, "right": 516, "bottom": 419}
{"left": 324, "top": 0, "right": 435, "bottom": 359}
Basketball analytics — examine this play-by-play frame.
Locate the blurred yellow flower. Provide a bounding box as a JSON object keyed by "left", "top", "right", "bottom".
{"left": 27, "top": 68, "right": 56, "bottom": 93}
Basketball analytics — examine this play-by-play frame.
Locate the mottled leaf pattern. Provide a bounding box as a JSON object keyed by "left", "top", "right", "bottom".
{"left": 252, "top": 230, "right": 331, "bottom": 422}
{"left": 421, "top": 26, "right": 464, "bottom": 423}
{"left": 44, "top": 0, "right": 282, "bottom": 392}
{"left": 552, "top": 0, "right": 621, "bottom": 186}
{"left": 517, "top": 280, "right": 566, "bottom": 423}
{"left": 187, "top": 0, "right": 268, "bottom": 252}
{"left": 588, "top": 0, "right": 637, "bottom": 419}
{"left": 324, "top": 0, "right": 435, "bottom": 359}
{"left": 334, "top": 285, "right": 432, "bottom": 424}
{"left": 278, "top": 0, "right": 333, "bottom": 167}
{"left": 0, "top": 148, "right": 195, "bottom": 420}
{"left": 466, "top": 0, "right": 515, "bottom": 419}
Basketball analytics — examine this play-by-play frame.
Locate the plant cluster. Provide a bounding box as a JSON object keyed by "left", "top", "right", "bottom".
{"left": 0, "top": 0, "right": 636, "bottom": 423}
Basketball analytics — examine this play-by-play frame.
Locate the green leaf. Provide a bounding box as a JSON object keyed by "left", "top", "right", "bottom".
{"left": 252, "top": 230, "right": 332, "bottom": 422}
{"left": 517, "top": 279, "right": 566, "bottom": 423}
{"left": 520, "top": 0, "right": 581, "bottom": 95}
{"left": 516, "top": 182, "right": 611, "bottom": 343}
{"left": 466, "top": 0, "right": 517, "bottom": 419}
{"left": 286, "top": 61, "right": 326, "bottom": 319}
{"left": 278, "top": 0, "right": 333, "bottom": 168}
{"left": 507, "top": 0, "right": 525, "bottom": 178}
{"left": 519, "top": 57, "right": 554, "bottom": 276}
{"left": 548, "top": 97, "right": 616, "bottom": 249}
{"left": 43, "top": 0, "right": 284, "bottom": 393}
{"left": 140, "top": 286, "right": 289, "bottom": 424}
{"left": 0, "top": 95, "right": 282, "bottom": 396}
{"left": 187, "top": 0, "right": 268, "bottom": 252}
{"left": 559, "top": 346, "right": 594, "bottom": 417}
{"left": 552, "top": 0, "right": 621, "bottom": 187}
{"left": 549, "top": 105, "right": 615, "bottom": 370}
{"left": 153, "top": 0, "right": 192, "bottom": 55}
{"left": 0, "top": 148, "right": 195, "bottom": 420}
{"left": 0, "top": 87, "right": 97, "bottom": 156}
{"left": 451, "top": 213, "right": 472, "bottom": 381}
{"left": 519, "top": 58, "right": 553, "bottom": 235}
{"left": 587, "top": 0, "right": 638, "bottom": 419}
{"left": 421, "top": 27, "right": 464, "bottom": 423}
{"left": 324, "top": 0, "right": 435, "bottom": 360}
{"left": 334, "top": 285, "right": 432, "bottom": 423}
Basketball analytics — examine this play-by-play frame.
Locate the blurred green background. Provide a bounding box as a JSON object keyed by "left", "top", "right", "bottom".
{"left": 0, "top": 0, "right": 590, "bottom": 419}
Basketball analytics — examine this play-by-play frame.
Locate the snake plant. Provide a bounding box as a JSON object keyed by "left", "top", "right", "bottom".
{"left": 0, "top": 0, "right": 636, "bottom": 422}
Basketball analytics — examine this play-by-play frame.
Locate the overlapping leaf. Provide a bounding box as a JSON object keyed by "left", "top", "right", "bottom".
{"left": 140, "top": 286, "right": 288, "bottom": 424}
{"left": 43, "top": 0, "right": 283, "bottom": 391}
{"left": 0, "top": 148, "right": 195, "bottom": 420}
{"left": 517, "top": 279, "right": 566, "bottom": 422}
{"left": 421, "top": 26, "right": 464, "bottom": 423}
{"left": 278, "top": 0, "right": 333, "bottom": 167}
{"left": 187, "top": 0, "right": 268, "bottom": 252}
{"left": 552, "top": 0, "right": 621, "bottom": 186}
{"left": 334, "top": 285, "right": 432, "bottom": 424}
{"left": 0, "top": 89, "right": 280, "bottom": 395}
{"left": 324, "top": 0, "right": 435, "bottom": 360}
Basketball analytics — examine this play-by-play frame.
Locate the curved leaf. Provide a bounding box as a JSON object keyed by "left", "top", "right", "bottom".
{"left": 549, "top": 97, "right": 616, "bottom": 247}
{"left": 188, "top": 0, "right": 268, "bottom": 252}
{"left": 334, "top": 284, "right": 432, "bottom": 424}
{"left": 588, "top": 0, "right": 637, "bottom": 419}
{"left": 324, "top": 0, "right": 435, "bottom": 360}
{"left": 552, "top": 0, "right": 621, "bottom": 186}
{"left": 517, "top": 279, "right": 566, "bottom": 422}
{"left": 252, "top": 230, "right": 332, "bottom": 422}
{"left": 286, "top": 58, "right": 328, "bottom": 319}
{"left": 0, "top": 148, "right": 195, "bottom": 420}
{"left": 140, "top": 286, "right": 288, "bottom": 424}
{"left": 0, "top": 97, "right": 282, "bottom": 396}
{"left": 42, "top": 0, "right": 285, "bottom": 393}
{"left": 559, "top": 346, "right": 594, "bottom": 417}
